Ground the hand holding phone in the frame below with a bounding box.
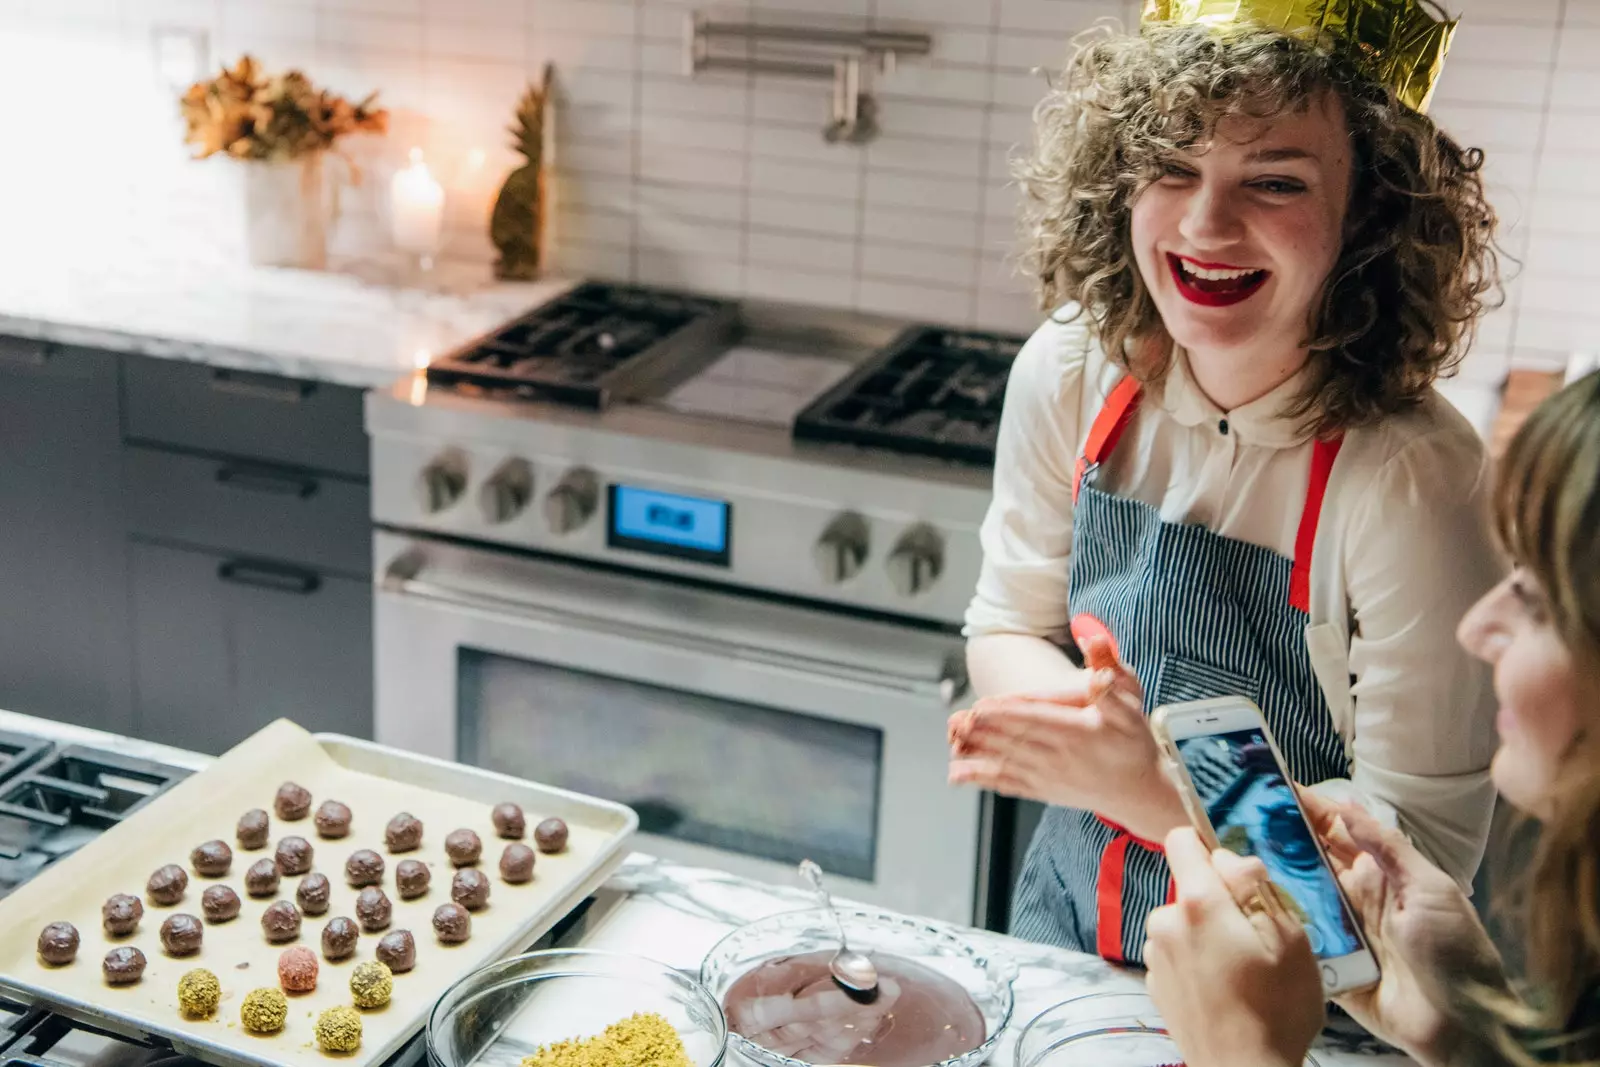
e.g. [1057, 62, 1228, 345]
[1151, 697, 1380, 996]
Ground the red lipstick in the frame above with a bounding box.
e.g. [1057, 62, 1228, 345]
[1167, 253, 1269, 308]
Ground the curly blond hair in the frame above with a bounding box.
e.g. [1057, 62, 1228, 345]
[1016, 22, 1502, 437]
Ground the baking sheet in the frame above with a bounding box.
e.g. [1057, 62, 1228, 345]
[0, 719, 637, 1067]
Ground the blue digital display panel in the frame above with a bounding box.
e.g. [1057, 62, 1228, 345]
[607, 484, 732, 566]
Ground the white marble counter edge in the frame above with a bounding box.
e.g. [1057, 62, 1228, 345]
[0, 710, 1408, 1067]
[0, 314, 412, 390]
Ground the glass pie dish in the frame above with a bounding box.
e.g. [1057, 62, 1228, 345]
[1015, 991, 1322, 1067]
[699, 906, 1016, 1067]
[426, 948, 728, 1067]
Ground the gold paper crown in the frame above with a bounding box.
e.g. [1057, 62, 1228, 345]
[1140, 0, 1457, 113]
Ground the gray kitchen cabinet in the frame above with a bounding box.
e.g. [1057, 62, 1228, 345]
[0, 337, 133, 733]
[128, 540, 371, 755]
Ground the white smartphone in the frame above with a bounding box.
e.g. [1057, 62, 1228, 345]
[1151, 696, 1380, 996]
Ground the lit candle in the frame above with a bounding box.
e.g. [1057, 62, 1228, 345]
[390, 147, 444, 259]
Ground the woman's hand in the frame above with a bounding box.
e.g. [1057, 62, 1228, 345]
[946, 637, 1184, 841]
[1144, 828, 1325, 1067]
[1301, 793, 1508, 1067]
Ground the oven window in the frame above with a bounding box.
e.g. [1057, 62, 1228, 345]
[456, 649, 882, 880]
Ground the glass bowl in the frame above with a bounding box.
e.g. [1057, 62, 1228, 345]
[426, 948, 728, 1067]
[699, 906, 1016, 1067]
[1015, 992, 1321, 1067]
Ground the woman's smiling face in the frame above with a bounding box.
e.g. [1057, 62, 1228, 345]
[1130, 91, 1353, 368]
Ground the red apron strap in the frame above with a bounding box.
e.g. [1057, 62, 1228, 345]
[1289, 435, 1345, 613]
[1073, 376, 1144, 505]
[1095, 831, 1132, 962]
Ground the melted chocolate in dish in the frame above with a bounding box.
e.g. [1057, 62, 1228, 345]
[722, 950, 984, 1067]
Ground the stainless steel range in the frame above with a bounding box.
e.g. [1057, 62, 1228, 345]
[367, 281, 1027, 928]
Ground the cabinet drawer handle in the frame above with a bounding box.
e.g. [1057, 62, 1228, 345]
[209, 368, 317, 403]
[217, 559, 321, 595]
[215, 463, 319, 498]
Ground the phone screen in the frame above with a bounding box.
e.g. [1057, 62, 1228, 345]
[1175, 728, 1362, 959]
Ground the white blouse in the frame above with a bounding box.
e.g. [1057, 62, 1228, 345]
[964, 310, 1504, 886]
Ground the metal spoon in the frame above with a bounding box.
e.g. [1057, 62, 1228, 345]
[798, 859, 878, 994]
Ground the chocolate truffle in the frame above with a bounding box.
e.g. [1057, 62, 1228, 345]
[444, 828, 482, 867]
[451, 868, 491, 911]
[375, 930, 416, 974]
[491, 802, 525, 840]
[274, 781, 311, 821]
[245, 858, 280, 898]
[261, 900, 302, 943]
[499, 843, 535, 884]
[240, 987, 287, 1033]
[396, 859, 431, 900]
[345, 849, 384, 888]
[177, 968, 220, 1017]
[297, 872, 331, 916]
[147, 864, 188, 906]
[277, 945, 319, 992]
[316, 1005, 363, 1053]
[534, 817, 569, 854]
[384, 812, 423, 852]
[314, 800, 352, 839]
[432, 902, 471, 944]
[102, 894, 143, 937]
[37, 922, 79, 965]
[160, 913, 204, 956]
[349, 961, 393, 1009]
[103, 946, 146, 985]
[236, 808, 270, 850]
[275, 835, 313, 876]
[190, 839, 232, 877]
[355, 887, 392, 932]
[321, 916, 359, 961]
[202, 885, 241, 923]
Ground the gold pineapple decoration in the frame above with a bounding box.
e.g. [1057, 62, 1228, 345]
[491, 64, 554, 280]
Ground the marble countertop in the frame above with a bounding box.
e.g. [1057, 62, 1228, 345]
[0, 711, 1407, 1067]
[0, 258, 573, 389]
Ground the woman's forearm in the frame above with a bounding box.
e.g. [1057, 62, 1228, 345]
[966, 632, 1085, 697]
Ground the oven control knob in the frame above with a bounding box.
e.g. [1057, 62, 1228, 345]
[479, 458, 533, 524]
[885, 524, 944, 597]
[812, 512, 870, 584]
[416, 454, 467, 514]
[543, 468, 599, 535]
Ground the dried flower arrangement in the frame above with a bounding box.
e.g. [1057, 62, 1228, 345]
[181, 55, 388, 162]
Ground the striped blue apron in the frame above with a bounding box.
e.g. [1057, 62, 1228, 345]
[1008, 375, 1351, 964]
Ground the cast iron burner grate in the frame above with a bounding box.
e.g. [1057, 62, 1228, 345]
[425, 281, 737, 409]
[0, 748, 189, 896]
[0, 732, 50, 791]
[792, 325, 1026, 467]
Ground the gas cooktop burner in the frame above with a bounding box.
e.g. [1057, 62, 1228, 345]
[426, 281, 737, 409]
[793, 326, 1025, 466]
[0, 747, 189, 895]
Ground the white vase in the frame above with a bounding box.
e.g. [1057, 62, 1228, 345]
[241, 153, 329, 270]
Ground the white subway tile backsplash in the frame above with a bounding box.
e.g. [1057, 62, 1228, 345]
[751, 156, 864, 201]
[866, 135, 984, 179]
[531, 0, 637, 37]
[320, 12, 423, 54]
[862, 241, 977, 288]
[748, 192, 859, 236]
[745, 264, 855, 307]
[863, 204, 979, 251]
[865, 170, 982, 213]
[999, 0, 1126, 35]
[638, 180, 746, 223]
[6, 0, 1594, 370]
[748, 230, 857, 272]
[857, 277, 972, 325]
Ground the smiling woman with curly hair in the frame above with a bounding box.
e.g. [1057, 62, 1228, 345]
[948, 11, 1510, 963]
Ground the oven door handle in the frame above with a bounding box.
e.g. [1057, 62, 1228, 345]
[381, 553, 969, 704]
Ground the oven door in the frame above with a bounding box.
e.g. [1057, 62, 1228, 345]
[372, 531, 982, 924]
